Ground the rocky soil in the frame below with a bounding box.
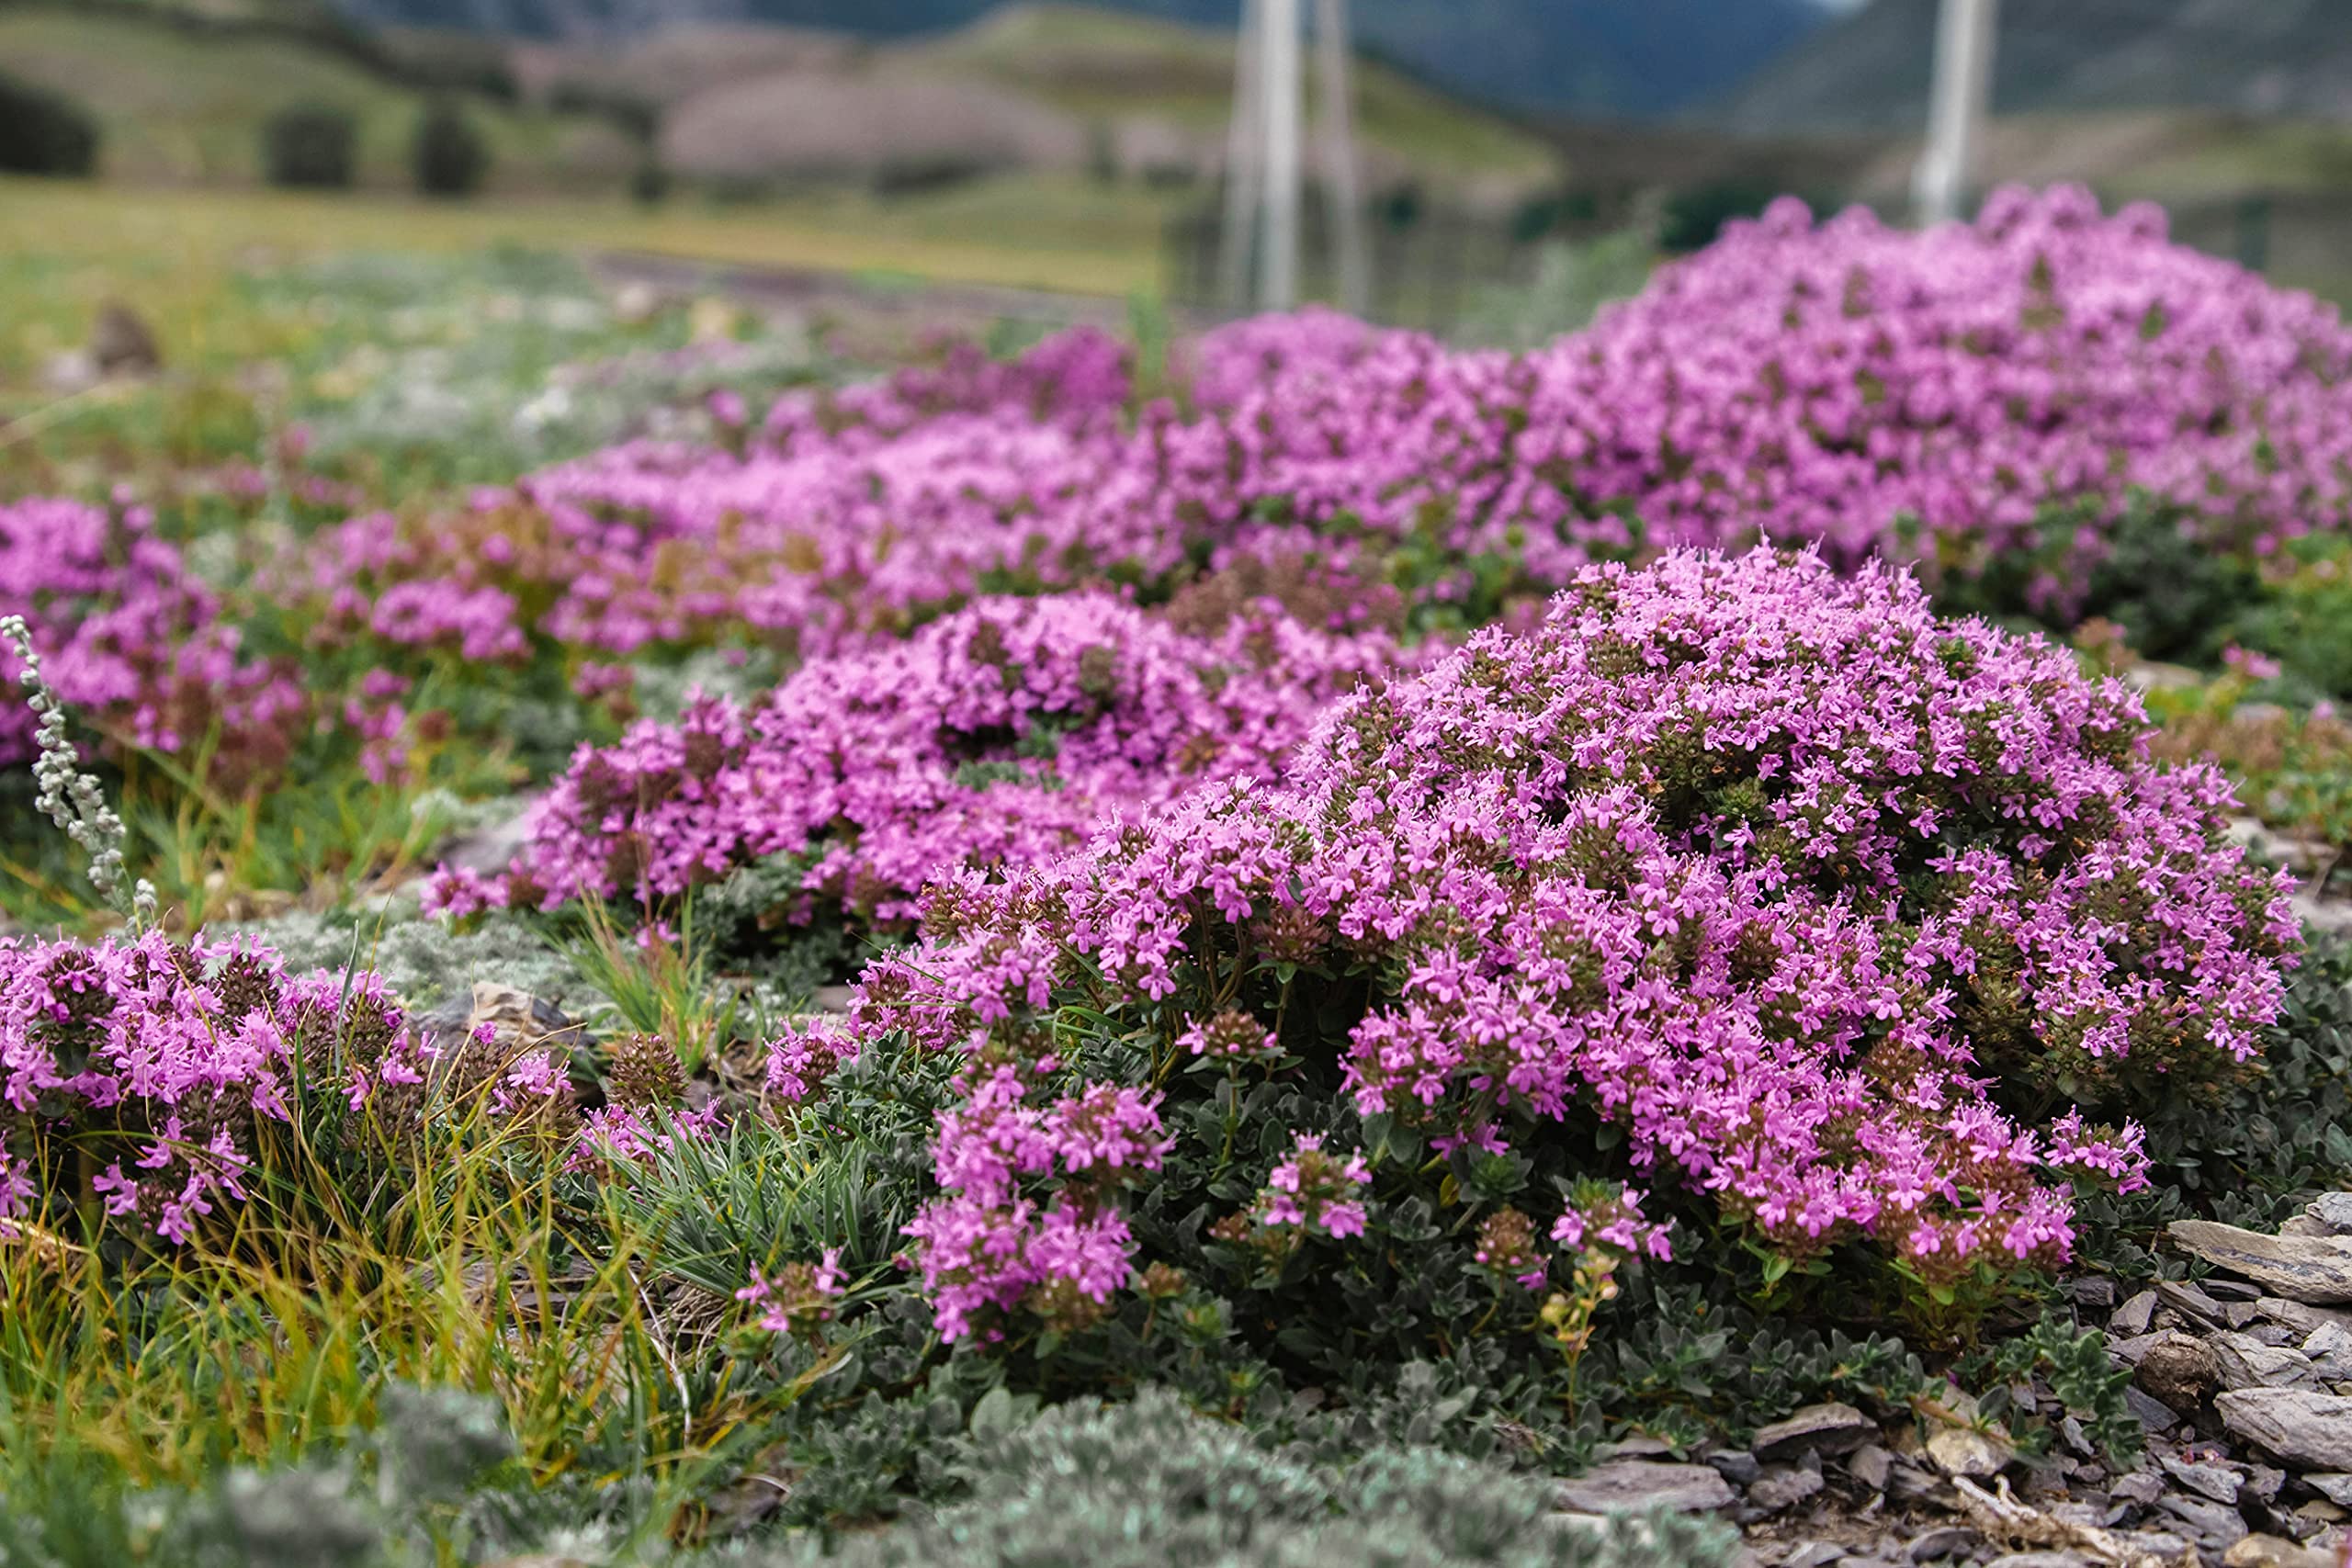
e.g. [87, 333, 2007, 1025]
[1557, 1198, 2352, 1568]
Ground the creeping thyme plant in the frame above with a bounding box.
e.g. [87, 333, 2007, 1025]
[6, 184, 2352, 1563]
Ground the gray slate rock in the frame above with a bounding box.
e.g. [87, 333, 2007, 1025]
[2216, 1333, 2318, 1392]
[1753, 1402, 1877, 1461]
[2111, 1290, 2159, 1337]
[2216, 1388, 2352, 1472]
[2302, 1472, 2352, 1506]
[1905, 1526, 1980, 1561]
[2171, 1221, 2352, 1305]
[2124, 1384, 2180, 1434]
[2308, 1193, 2352, 1235]
[2160, 1279, 2228, 1326]
[2259, 1299, 2352, 1338]
[2162, 1454, 2245, 1504]
[1706, 1449, 1761, 1486]
[1553, 1460, 1736, 1515]
[1747, 1466, 1826, 1513]
[1847, 1443, 1894, 1492]
[2155, 1490, 2250, 1547]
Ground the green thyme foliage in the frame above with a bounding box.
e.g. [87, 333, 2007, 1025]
[1957, 1312, 2143, 1469]
[2070, 932, 2352, 1282]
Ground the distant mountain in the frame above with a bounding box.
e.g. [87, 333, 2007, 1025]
[1713, 0, 2352, 134]
[331, 0, 1837, 118]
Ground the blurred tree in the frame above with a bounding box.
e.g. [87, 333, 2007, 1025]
[1657, 178, 1781, 254]
[0, 72, 98, 178]
[262, 103, 358, 189]
[412, 98, 489, 197]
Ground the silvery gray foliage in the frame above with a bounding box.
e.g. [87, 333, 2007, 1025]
[217, 1467, 380, 1568]
[376, 1383, 516, 1509]
[3, 614, 156, 929]
[221, 901, 583, 1013]
[734, 1388, 1738, 1568]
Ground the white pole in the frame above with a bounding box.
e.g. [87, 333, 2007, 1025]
[1218, 0, 1266, 309]
[1314, 0, 1369, 315]
[1259, 0, 1302, 310]
[1913, 0, 1998, 227]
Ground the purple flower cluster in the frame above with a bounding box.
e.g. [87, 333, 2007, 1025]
[901, 1066, 1170, 1342]
[298, 188, 2352, 691]
[840, 549, 2295, 1341]
[21, 188, 2349, 815]
[0, 931, 605, 1243]
[0, 496, 298, 779]
[426, 592, 1408, 926]
[0, 931, 414, 1241]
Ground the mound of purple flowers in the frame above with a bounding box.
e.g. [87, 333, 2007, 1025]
[429, 591, 1408, 926]
[0, 931, 573, 1244]
[833, 549, 2296, 1346]
[0, 496, 298, 780]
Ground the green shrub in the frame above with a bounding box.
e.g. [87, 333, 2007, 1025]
[1656, 178, 1781, 254]
[0, 72, 98, 178]
[262, 102, 359, 190]
[412, 99, 489, 198]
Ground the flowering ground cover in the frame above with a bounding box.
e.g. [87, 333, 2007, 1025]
[5, 185, 2352, 1566]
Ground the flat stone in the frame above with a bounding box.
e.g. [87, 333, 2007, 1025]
[1848, 1443, 1894, 1492]
[1905, 1526, 1981, 1561]
[1982, 1556, 2097, 1568]
[1783, 1544, 1845, 1568]
[2161, 1279, 2229, 1325]
[1603, 1436, 1676, 1459]
[2222, 1535, 2341, 1568]
[2260, 1300, 2352, 1337]
[2067, 1278, 2119, 1311]
[1927, 1424, 2015, 1478]
[2217, 1389, 2352, 1472]
[2109, 1331, 2170, 1366]
[1888, 1461, 1949, 1506]
[1748, 1466, 1826, 1513]
[2125, 1385, 2181, 1434]
[2156, 1490, 2250, 1547]
[2162, 1454, 2245, 1503]
[2308, 1194, 2352, 1235]
[1754, 1402, 1877, 1461]
[2112, 1290, 2159, 1337]
[2304, 1473, 2352, 1506]
[1554, 1460, 1736, 1515]
[2217, 1333, 2319, 1392]
[2171, 1221, 2352, 1305]
[2110, 1470, 2165, 1506]
[2304, 1322, 2352, 1360]
[1706, 1449, 1761, 1486]
[2138, 1332, 2221, 1409]
[2230, 1302, 2267, 1329]
[2208, 1280, 2267, 1303]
